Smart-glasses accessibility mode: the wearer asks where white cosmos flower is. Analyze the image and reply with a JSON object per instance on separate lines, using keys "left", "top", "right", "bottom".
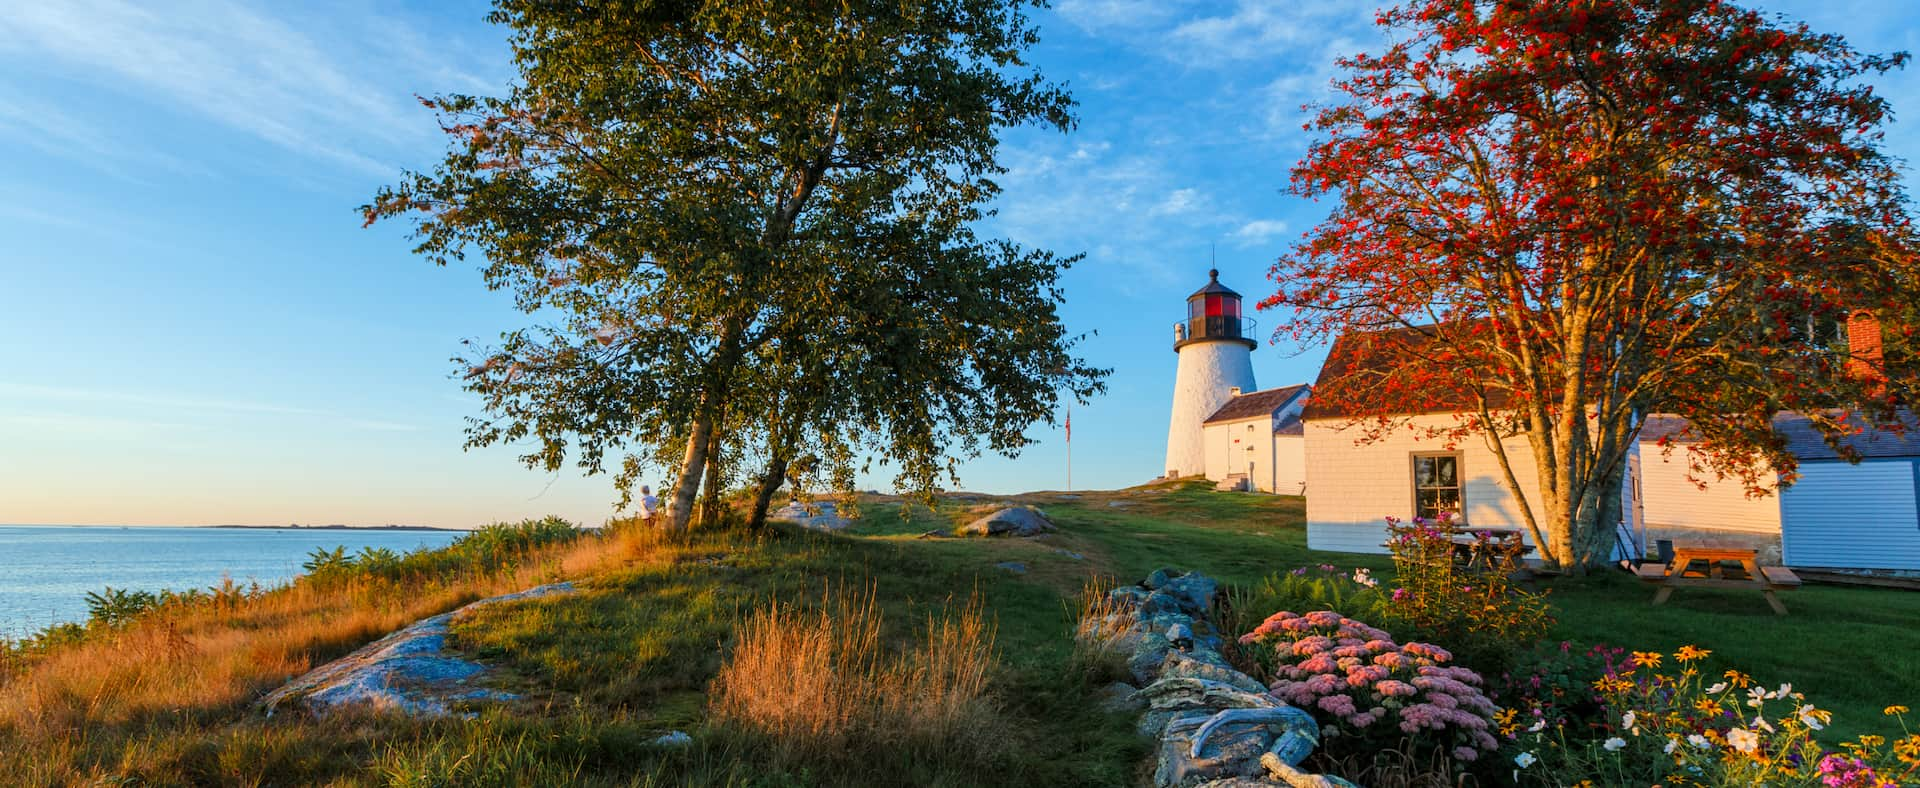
{"left": 1688, "top": 734, "right": 1711, "bottom": 749}
{"left": 1528, "top": 718, "right": 1547, "bottom": 733}
{"left": 1706, "top": 682, "right": 1728, "bottom": 694}
{"left": 1798, "top": 705, "right": 1826, "bottom": 731}
{"left": 1603, "top": 737, "right": 1627, "bottom": 752}
{"left": 1515, "top": 752, "right": 1537, "bottom": 768}
{"left": 1664, "top": 739, "right": 1680, "bottom": 754}
{"left": 1727, "top": 728, "right": 1760, "bottom": 754}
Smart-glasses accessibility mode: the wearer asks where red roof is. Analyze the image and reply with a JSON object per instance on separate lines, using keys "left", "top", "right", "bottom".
{"left": 1302, "top": 322, "right": 1512, "bottom": 420}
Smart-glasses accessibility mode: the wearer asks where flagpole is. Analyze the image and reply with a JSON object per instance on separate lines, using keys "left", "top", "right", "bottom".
{"left": 1066, "top": 400, "right": 1072, "bottom": 492}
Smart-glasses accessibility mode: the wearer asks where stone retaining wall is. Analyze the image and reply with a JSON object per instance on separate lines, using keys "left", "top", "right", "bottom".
{"left": 1078, "top": 569, "right": 1357, "bottom": 788}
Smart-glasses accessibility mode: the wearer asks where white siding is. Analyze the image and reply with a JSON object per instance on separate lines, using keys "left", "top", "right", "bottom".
{"left": 1206, "top": 417, "right": 1274, "bottom": 491}
{"left": 1274, "top": 434, "right": 1307, "bottom": 496}
{"left": 1637, "top": 445, "right": 1782, "bottom": 536}
{"left": 1781, "top": 460, "right": 1920, "bottom": 570}
{"left": 1305, "top": 414, "right": 1546, "bottom": 554}
{"left": 1165, "top": 343, "right": 1256, "bottom": 476}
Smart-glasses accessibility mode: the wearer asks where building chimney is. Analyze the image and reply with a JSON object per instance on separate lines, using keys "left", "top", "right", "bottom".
{"left": 1228, "top": 387, "right": 1242, "bottom": 397}
{"left": 1848, "top": 310, "right": 1885, "bottom": 394}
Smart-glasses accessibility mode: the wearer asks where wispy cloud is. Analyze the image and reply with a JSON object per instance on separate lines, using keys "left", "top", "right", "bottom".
{"left": 1232, "top": 219, "right": 1290, "bottom": 247}
{"left": 0, "top": 0, "right": 495, "bottom": 176}
{"left": 1149, "top": 187, "right": 1209, "bottom": 217}
{"left": 0, "top": 382, "right": 418, "bottom": 431}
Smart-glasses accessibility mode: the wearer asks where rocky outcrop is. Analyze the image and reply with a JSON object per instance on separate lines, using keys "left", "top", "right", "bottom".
{"left": 1077, "top": 569, "right": 1354, "bottom": 788}
{"left": 261, "top": 583, "right": 574, "bottom": 718}
{"left": 769, "top": 500, "right": 854, "bottom": 531}
{"left": 958, "top": 506, "right": 1055, "bottom": 537}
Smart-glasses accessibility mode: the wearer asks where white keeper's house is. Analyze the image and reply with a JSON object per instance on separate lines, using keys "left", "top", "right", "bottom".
{"left": 1161, "top": 269, "right": 1311, "bottom": 495}
{"left": 1298, "top": 313, "right": 1920, "bottom": 574}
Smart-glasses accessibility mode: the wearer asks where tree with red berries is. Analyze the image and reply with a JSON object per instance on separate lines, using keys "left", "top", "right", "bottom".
{"left": 1267, "top": 0, "right": 1919, "bottom": 570}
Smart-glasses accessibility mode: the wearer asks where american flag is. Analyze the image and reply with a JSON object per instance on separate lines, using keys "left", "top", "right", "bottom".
{"left": 1065, "top": 410, "right": 1071, "bottom": 442}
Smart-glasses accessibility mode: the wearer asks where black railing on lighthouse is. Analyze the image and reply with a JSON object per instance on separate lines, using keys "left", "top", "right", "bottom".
{"left": 1172, "top": 316, "right": 1258, "bottom": 349}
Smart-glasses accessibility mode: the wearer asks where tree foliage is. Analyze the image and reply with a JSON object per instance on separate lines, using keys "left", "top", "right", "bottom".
{"left": 366, "top": 0, "right": 1104, "bottom": 529}
{"left": 1267, "top": 0, "right": 1918, "bottom": 569}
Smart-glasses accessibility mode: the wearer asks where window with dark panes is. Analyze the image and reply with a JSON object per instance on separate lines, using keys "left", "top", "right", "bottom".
{"left": 1411, "top": 453, "right": 1462, "bottom": 520}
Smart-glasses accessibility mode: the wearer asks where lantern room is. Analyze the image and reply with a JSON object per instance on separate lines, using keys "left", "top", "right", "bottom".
{"left": 1173, "top": 269, "right": 1257, "bottom": 351}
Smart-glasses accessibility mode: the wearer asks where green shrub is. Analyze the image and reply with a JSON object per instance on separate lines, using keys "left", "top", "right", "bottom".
{"left": 1380, "top": 516, "right": 1553, "bottom": 676}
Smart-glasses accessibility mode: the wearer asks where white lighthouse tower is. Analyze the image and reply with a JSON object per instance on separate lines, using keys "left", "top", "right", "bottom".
{"left": 1164, "top": 269, "right": 1258, "bottom": 477}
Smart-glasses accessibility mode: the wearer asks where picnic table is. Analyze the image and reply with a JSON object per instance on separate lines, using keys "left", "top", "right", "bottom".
{"left": 1635, "top": 543, "right": 1801, "bottom": 615}
{"left": 1442, "top": 527, "right": 1534, "bottom": 572}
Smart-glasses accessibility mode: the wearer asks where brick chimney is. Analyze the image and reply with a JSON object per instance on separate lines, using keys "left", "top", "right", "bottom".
{"left": 1848, "top": 309, "right": 1885, "bottom": 394}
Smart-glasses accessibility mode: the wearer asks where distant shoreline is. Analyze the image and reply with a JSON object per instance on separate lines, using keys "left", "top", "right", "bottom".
{"left": 205, "top": 524, "right": 460, "bottom": 532}
{"left": 0, "top": 524, "right": 462, "bottom": 532}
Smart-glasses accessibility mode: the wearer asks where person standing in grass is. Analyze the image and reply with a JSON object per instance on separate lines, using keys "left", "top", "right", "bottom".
{"left": 638, "top": 486, "right": 660, "bottom": 528}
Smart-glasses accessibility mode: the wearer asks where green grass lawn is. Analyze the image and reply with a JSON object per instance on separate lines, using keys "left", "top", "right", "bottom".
{"left": 13, "top": 479, "right": 1916, "bottom": 785}
{"left": 435, "top": 479, "right": 1920, "bottom": 782}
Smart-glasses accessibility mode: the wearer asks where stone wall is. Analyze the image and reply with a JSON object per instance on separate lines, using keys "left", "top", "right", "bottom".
{"left": 1078, "top": 569, "right": 1356, "bottom": 788}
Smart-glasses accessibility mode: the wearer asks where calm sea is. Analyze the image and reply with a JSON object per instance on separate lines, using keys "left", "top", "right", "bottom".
{"left": 0, "top": 525, "right": 464, "bottom": 639}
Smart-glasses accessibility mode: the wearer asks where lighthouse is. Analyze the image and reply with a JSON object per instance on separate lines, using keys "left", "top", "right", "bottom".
{"left": 1164, "top": 269, "right": 1258, "bottom": 477}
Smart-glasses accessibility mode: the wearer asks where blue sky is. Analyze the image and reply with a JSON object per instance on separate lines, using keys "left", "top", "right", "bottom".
{"left": 2, "top": 1, "right": 1916, "bottom": 528}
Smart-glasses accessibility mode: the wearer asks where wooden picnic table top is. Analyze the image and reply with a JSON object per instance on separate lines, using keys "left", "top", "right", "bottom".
{"left": 1669, "top": 544, "right": 1759, "bottom": 562}
{"left": 1639, "top": 542, "right": 1798, "bottom": 615}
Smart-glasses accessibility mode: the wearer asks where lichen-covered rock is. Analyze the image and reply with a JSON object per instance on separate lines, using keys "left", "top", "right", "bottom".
{"left": 769, "top": 500, "right": 853, "bottom": 531}
{"left": 1157, "top": 572, "right": 1219, "bottom": 614}
{"left": 1134, "top": 677, "right": 1278, "bottom": 737}
{"left": 261, "top": 583, "right": 574, "bottom": 718}
{"left": 1156, "top": 706, "right": 1322, "bottom": 787}
{"left": 1156, "top": 710, "right": 1275, "bottom": 786}
{"left": 995, "top": 561, "right": 1028, "bottom": 574}
{"left": 958, "top": 506, "right": 1055, "bottom": 537}
{"left": 1155, "top": 650, "right": 1267, "bottom": 694}
{"left": 1127, "top": 633, "right": 1176, "bottom": 685}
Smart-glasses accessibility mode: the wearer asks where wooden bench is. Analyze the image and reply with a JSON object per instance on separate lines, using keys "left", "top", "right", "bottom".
{"left": 1637, "top": 544, "right": 1799, "bottom": 615}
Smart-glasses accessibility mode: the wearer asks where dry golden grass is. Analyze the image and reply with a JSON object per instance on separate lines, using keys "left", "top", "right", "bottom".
{"left": 708, "top": 584, "right": 999, "bottom": 760}
{"left": 0, "top": 522, "right": 676, "bottom": 782}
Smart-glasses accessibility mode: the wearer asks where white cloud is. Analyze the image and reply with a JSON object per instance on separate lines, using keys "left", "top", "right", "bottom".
{"left": 1232, "top": 219, "right": 1289, "bottom": 246}
{"left": 0, "top": 0, "right": 494, "bottom": 176}
{"left": 1149, "top": 187, "right": 1207, "bottom": 217}
{"left": 0, "top": 382, "right": 417, "bottom": 431}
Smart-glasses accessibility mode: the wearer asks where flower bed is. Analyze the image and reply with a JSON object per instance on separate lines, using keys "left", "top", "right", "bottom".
{"left": 1502, "top": 645, "right": 1920, "bottom": 786}
{"left": 1240, "top": 609, "right": 1500, "bottom": 764}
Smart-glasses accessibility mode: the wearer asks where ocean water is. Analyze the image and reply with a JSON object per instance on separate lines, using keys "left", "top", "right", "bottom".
{"left": 0, "top": 525, "right": 464, "bottom": 638}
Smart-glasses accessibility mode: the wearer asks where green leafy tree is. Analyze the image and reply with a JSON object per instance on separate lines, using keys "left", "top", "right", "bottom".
{"left": 367, "top": 0, "right": 1102, "bottom": 530}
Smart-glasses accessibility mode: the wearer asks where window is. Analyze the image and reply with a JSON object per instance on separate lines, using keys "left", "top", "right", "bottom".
{"left": 1205, "top": 293, "right": 1223, "bottom": 317}
{"left": 1411, "top": 454, "right": 1462, "bottom": 520}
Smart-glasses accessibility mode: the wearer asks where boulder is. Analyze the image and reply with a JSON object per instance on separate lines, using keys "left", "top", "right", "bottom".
{"left": 769, "top": 500, "right": 853, "bottom": 531}
{"left": 958, "top": 506, "right": 1055, "bottom": 537}
{"left": 261, "top": 583, "right": 574, "bottom": 718}
{"left": 1134, "top": 677, "right": 1278, "bottom": 737}
{"left": 995, "top": 561, "right": 1029, "bottom": 574}
{"left": 1155, "top": 706, "right": 1322, "bottom": 787}
{"left": 1155, "top": 710, "right": 1275, "bottom": 786}
{"left": 1155, "top": 650, "right": 1267, "bottom": 695}
{"left": 1127, "top": 633, "right": 1176, "bottom": 686}
{"left": 653, "top": 731, "right": 692, "bottom": 747}
{"left": 1157, "top": 573, "right": 1219, "bottom": 615}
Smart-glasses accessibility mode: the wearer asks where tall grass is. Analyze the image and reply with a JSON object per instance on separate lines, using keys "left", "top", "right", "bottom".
{"left": 709, "top": 585, "right": 999, "bottom": 764}
{"left": 0, "top": 518, "right": 673, "bottom": 784}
